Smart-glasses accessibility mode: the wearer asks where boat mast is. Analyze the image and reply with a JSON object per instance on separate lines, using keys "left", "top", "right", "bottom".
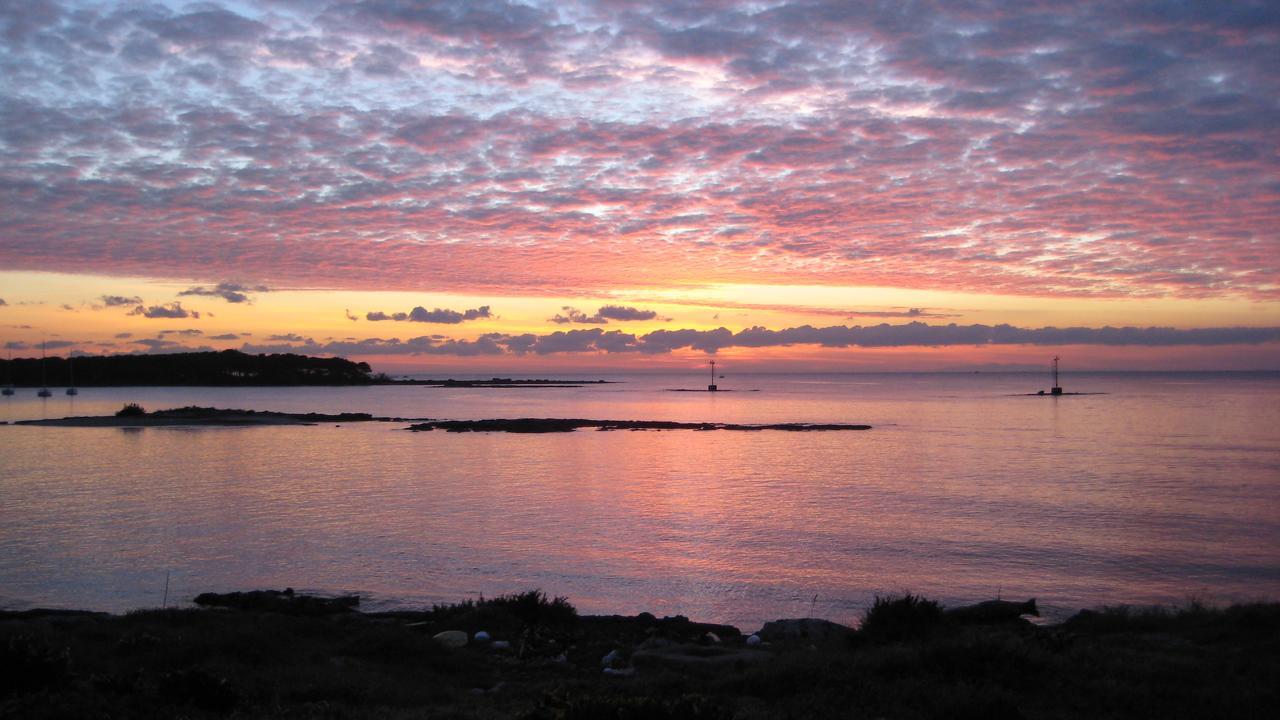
{"left": 1051, "top": 356, "right": 1062, "bottom": 395}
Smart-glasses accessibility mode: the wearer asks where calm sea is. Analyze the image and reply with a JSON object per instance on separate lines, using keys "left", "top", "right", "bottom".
{"left": 2, "top": 372, "right": 1278, "bottom": 629}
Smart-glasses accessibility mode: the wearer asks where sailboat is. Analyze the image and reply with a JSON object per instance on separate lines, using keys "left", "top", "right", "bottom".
{"left": 65, "top": 355, "right": 78, "bottom": 395}
{"left": 37, "top": 341, "right": 52, "bottom": 397}
{"left": 2, "top": 350, "right": 14, "bottom": 396}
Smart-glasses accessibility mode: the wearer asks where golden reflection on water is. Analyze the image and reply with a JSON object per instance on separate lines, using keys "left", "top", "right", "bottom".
{"left": 1, "top": 372, "right": 1278, "bottom": 628}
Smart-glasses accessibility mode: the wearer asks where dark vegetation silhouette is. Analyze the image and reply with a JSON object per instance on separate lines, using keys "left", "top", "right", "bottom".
{"left": 859, "top": 593, "right": 945, "bottom": 642}
{"left": 2, "top": 591, "right": 1277, "bottom": 718}
{"left": 114, "top": 403, "right": 146, "bottom": 417}
{"left": 0, "top": 349, "right": 373, "bottom": 386}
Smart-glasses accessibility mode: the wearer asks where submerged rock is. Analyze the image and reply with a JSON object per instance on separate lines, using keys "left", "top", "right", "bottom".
{"left": 946, "top": 598, "right": 1039, "bottom": 624}
{"left": 192, "top": 589, "right": 358, "bottom": 615}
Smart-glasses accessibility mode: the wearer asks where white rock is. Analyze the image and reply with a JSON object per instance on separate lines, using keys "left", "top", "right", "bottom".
{"left": 601, "top": 649, "right": 623, "bottom": 667}
{"left": 473, "top": 630, "right": 491, "bottom": 642}
{"left": 432, "top": 630, "right": 468, "bottom": 648}
{"left": 746, "top": 634, "right": 762, "bottom": 646}
{"left": 603, "top": 667, "right": 635, "bottom": 677}
{"left": 491, "top": 640, "right": 511, "bottom": 650}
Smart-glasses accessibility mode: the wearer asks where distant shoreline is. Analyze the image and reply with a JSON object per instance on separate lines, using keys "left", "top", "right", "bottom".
{"left": 7, "top": 407, "right": 872, "bottom": 431}
{"left": 11, "top": 407, "right": 383, "bottom": 427}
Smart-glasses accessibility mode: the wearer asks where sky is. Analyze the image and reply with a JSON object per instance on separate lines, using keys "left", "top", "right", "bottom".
{"left": 1, "top": 0, "right": 1278, "bottom": 372}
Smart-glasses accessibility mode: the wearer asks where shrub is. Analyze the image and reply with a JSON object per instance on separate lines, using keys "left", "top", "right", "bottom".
{"left": 431, "top": 590, "right": 577, "bottom": 630}
{"left": 860, "top": 593, "right": 945, "bottom": 642}
{"left": 0, "top": 633, "right": 72, "bottom": 697}
{"left": 115, "top": 403, "right": 146, "bottom": 417}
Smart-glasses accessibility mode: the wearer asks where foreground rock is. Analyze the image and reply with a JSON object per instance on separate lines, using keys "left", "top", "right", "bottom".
{"left": 408, "top": 418, "right": 872, "bottom": 433}
{"left": 758, "top": 617, "right": 857, "bottom": 646}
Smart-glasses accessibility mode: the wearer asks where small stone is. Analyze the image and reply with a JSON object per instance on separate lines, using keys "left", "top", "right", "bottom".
{"left": 603, "top": 666, "right": 635, "bottom": 677}
{"left": 474, "top": 630, "right": 491, "bottom": 643}
{"left": 432, "top": 630, "right": 468, "bottom": 648}
{"left": 491, "top": 640, "right": 511, "bottom": 650}
{"left": 746, "top": 634, "right": 762, "bottom": 646}
{"left": 601, "top": 649, "right": 623, "bottom": 667}
{"left": 704, "top": 631, "right": 721, "bottom": 644}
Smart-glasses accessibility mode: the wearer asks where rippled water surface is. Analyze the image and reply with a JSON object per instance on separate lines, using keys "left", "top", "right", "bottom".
{"left": 2, "top": 372, "right": 1278, "bottom": 628}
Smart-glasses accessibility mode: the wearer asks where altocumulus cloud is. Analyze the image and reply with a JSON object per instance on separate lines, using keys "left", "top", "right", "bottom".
{"left": 228, "top": 322, "right": 1280, "bottom": 358}
{"left": 365, "top": 306, "right": 492, "bottom": 323}
{"left": 2, "top": 1, "right": 1276, "bottom": 302}
{"left": 100, "top": 295, "right": 143, "bottom": 307}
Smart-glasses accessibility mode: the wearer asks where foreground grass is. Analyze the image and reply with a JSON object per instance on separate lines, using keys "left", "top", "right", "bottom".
{"left": 2, "top": 592, "right": 1277, "bottom": 719}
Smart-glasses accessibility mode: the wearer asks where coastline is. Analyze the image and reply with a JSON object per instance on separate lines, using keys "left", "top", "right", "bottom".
{"left": 3, "top": 590, "right": 1276, "bottom": 719}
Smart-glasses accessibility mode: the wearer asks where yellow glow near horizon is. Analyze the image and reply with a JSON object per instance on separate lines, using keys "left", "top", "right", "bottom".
{"left": 2, "top": 271, "right": 1278, "bottom": 371}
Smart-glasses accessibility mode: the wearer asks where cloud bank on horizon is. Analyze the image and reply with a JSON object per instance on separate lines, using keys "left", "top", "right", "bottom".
{"left": 0, "top": 0, "right": 1276, "bottom": 302}
{"left": 232, "top": 322, "right": 1280, "bottom": 358}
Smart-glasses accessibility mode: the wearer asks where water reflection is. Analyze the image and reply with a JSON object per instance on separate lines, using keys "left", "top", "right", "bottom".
{"left": 1, "top": 373, "right": 1278, "bottom": 628}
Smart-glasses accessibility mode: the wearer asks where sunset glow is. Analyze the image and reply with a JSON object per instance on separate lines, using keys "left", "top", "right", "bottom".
{"left": 2, "top": 1, "right": 1277, "bottom": 371}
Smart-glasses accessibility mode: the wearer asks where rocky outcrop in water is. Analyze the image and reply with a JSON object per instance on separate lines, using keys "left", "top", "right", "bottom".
{"left": 407, "top": 418, "right": 871, "bottom": 433}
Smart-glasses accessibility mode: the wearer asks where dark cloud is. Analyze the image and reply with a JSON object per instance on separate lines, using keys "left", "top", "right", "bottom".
{"left": 178, "top": 282, "right": 270, "bottom": 304}
{"left": 159, "top": 328, "right": 203, "bottom": 336}
{"left": 550, "top": 305, "right": 666, "bottom": 324}
{"left": 549, "top": 306, "right": 608, "bottom": 325}
{"left": 367, "top": 306, "right": 492, "bottom": 323}
{"left": 100, "top": 295, "right": 143, "bottom": 307}
{"left": 209, "top": 333, "right": 242, "bottom": 340}
{"left": 0, "top": 298, "right": 6, "bottom": 306}
{"left": 598, "top": 305, "right": 663, "bottom": 321}
{"left": 230, "top": 322, "right": 1280, "bottom": 358}
{"left": 7, "top": 339, "right": 78, "bottom": 351}
{"left": 127, "top": 302, "right": 199, "bottom": 319}
{"left": 132, "top": 338, "right": 214, "bottom": 353}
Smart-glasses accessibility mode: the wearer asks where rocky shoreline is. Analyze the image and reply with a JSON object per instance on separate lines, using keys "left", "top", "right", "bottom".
{"left": 2, "top": 589, "right": 1275, "bottom": 719}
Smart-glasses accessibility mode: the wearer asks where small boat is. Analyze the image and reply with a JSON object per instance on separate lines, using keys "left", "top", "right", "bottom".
{"left": 65, "top": 355, "right": 78, "bottom": 395}
{"left": 1, "top": 351, "right": 13, "bottom": 396}
{"left": 37, "top": 341, "right": 52, "bottom": 397}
